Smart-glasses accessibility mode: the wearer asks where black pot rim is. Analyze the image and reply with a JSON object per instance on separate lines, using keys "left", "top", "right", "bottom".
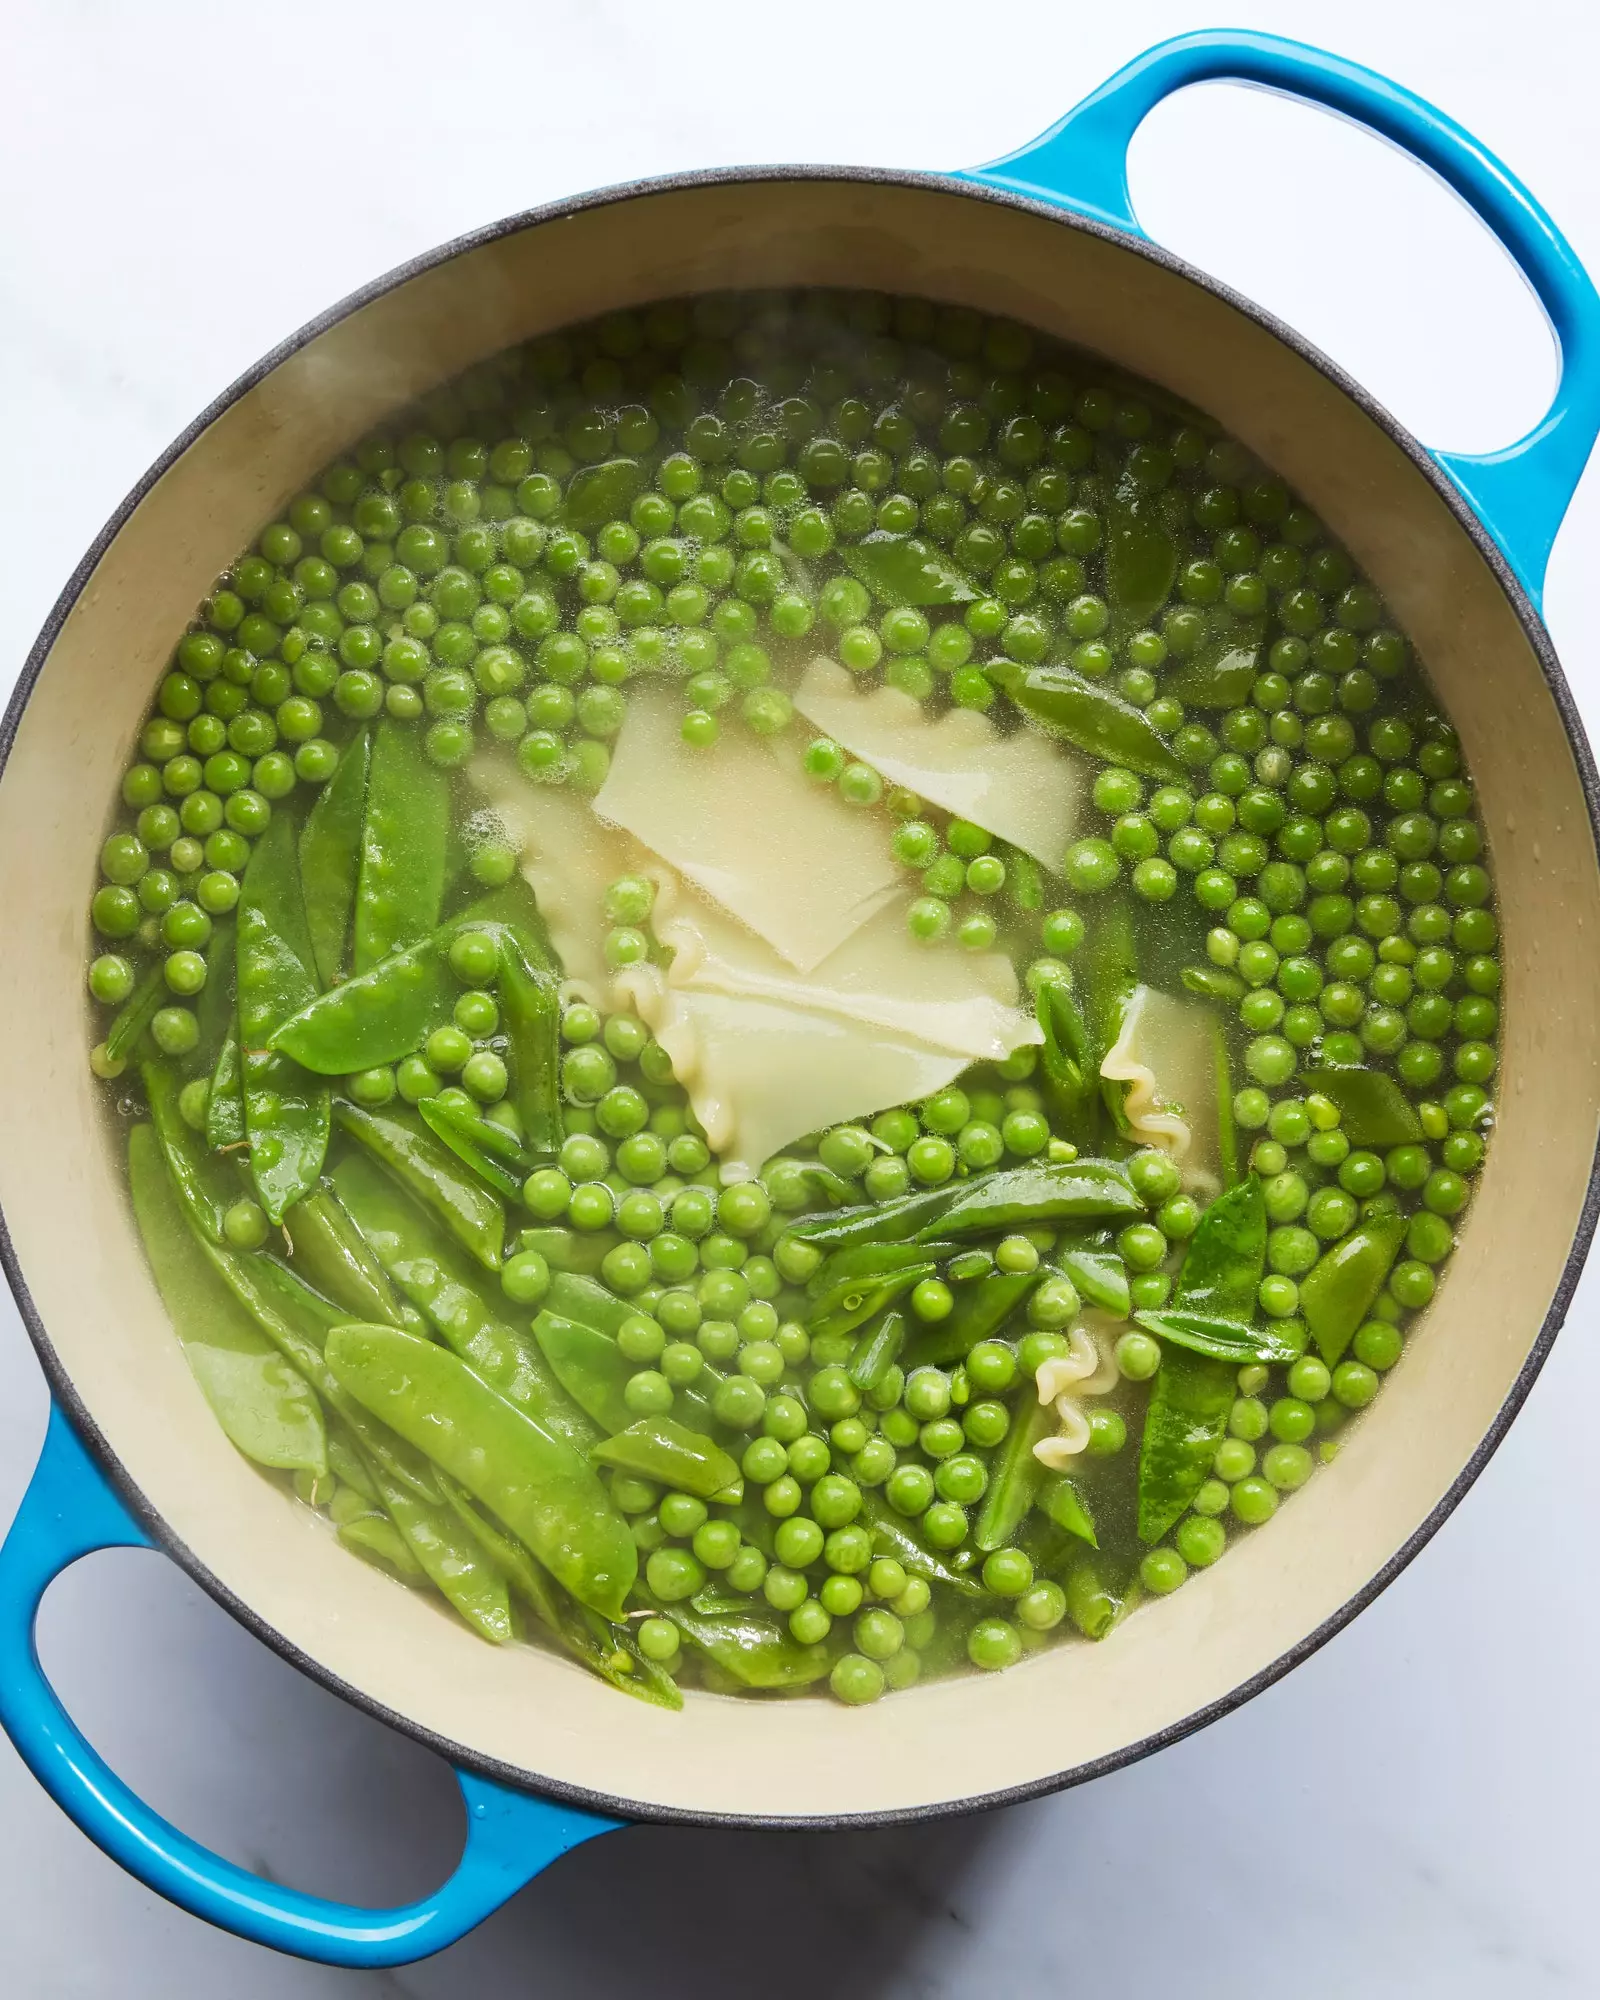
{"left": 5, "top": 161, "right": 1596, "bottom": 1835}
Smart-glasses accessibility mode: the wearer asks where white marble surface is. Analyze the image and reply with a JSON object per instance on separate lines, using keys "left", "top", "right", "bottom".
{"left": 2, "top": 1, "right": 1599, "bottom": 1991}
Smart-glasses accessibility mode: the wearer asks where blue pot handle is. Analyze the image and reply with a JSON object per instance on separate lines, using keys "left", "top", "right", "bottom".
{"left": 0, "top": 1404, "right": 621, "bottom": 1968}
{"left": 962, "top": 27, "right": 1600, "bottom": 607}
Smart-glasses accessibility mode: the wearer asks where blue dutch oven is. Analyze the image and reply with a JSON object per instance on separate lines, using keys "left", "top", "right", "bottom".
{"left": 1, "top": 28, "right": 1598, "bottom": 1969}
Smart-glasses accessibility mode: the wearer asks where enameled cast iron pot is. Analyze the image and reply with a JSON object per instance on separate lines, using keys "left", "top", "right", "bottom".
{"left": 2, "top": 29, "right": 1598, "bottom": 1969}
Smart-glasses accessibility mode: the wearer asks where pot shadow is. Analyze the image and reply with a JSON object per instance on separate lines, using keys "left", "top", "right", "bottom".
{"left": 402, "top": 1807, "right": 1017, "bottom": 1999}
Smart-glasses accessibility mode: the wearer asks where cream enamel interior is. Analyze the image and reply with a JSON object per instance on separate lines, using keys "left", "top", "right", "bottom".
{"left": 3, "top": 176, "right": 1597, "bottom": 1823}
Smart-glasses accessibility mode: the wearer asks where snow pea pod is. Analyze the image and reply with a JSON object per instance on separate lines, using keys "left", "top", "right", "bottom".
{"left": 808, "top": 1266, "right": 931, "bottom": 1342}
{"left": 237, "top": 809, "right": 331, "bottom": 1223}
{"left": 928, "top": 1160, "right": 1142, "bottom": 1238}
{"left": 368, "top": 1459, "right": 514, "bottom": 1644}
{"left": 1165, "top": 1175, "right": 1265, "bottom": 1323}
{"left": 1058, "top": 1244, "right": 1129, "bottom": 1318}
{"left": 1298, "top": 1066, "right": 1423, "bottom": 1148}
{"left": 1181, "top": 963, "right": 1247, "bottom": 1003}
{"left": 533, "top": 1310, "right": 634, "bottom": 1435}
{"left": 286, "top": 1183, "right": 427, "bottom": 1338}
{"left": 848, "top": 1308, "right": 906, "bottom": 1393}
{"left": 130, "top": 1124, "right": 327, "bottom": 1478}
{"left": 1300, "top": 1211, "right": 1407, "bottom": 1365}
{"left": 591, "top": 1417, "right": 741, "bottom": 1499}
{"left": 544, "top": 1269, "right": 632, "bottom": 1337}
{"left": 974, "top": 1395, "right": 1055, "bottom": 1552}
{"left": 338, "top": 1514, "right": 426, "bottom": 1584}
{"left": 498, "top": 930, "right": 563, "bottom": 1160}
{"left": 270, "top": 935, "right": 454, "bottom": 1075}
{"left": 353, "top": 717, "right": 450, "bottom": 974}
{"left": 1132, "top": 1306, "right": 1300, "bottom": 1365}
{"left": 1035, "top": 972, "right": 1095, "bottom": 1138}
{"left": 103, "top": 962, "right": 166, "bottom": 1067}
{"left": 143, "top": 1059, "right": 228, "bottom": 1243}
{"left": 438, "top": 1473, "right": 680, "bottom": 1708}
{"left": 325, "top": 1417, "right": 379, "bottom": 1502}
{"left": 1037, "top": 1473, "right": 1098, "bottom": 1548}
{"left": 324, "top": 1322, "right": 636, "bottom": 1620}
{"left": 516, "top": 1225, "right": 620, "bottom": 1277}
{"left": 202, "top": 1229, "right": 442, "bottom": 1502}
{"left": 648, "top": 1595, "right": 832, "bottom": 1690}
{"left": 562, "top": 457, "right": 643, "bottom": 532}
{"left": 840, "top": 532, "right": 976, "bottom": 606}
{"left": 903, "top": 1269, "right": 1038, "bottom": 1368}
{"left": 1137, "top": 1346, "right": 1237, "bottom": 1544}
{"left": 811, "top": 1239, "right": 956, "bottom": 1295}
{"left": 990, "top": 660, "right": 1184, "bottom": 783}
{"left": 205, "top": 1018, "right": 245, "bottom": 1149}
{"left": 299, "top": 723, "right": 371, "bottom": 987}
{"left": 419, "top": 1095, "right": 526, "bottom": 1203}
{"left": 192, "top": 914, "right": 237, "bottom": 1068}
{"left": 334, "top": 1099, "right": 504, "bottom": 1270}
{"left": 1166, "top": 637, "right": 1260, "bottom": 708}
{"left": 332, "top": 1152, "right": 594, "bottom": 1450}
{"left": 1063, "top": 1554, "right": 1129, "bottom": 1641}
{"left": 858, "top": 1489, "right": 987, "bottom": 1598}
{"left": 1104, "top": 469, "right": 1179, "bottom": 627}
{"left": 785, "top": 1179, "right": 977, "bottom": 1250}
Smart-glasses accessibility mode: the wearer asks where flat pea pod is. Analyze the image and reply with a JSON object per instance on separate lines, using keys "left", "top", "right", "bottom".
{"left": 333, "top": 1152, "right": 595, "bottom": 1450}
{"left": 858, "top": 1489, "right": 987, "bottom": 1598}
{"left": 285, "top": 1184, "right": 428, "bottom": 1338}
{"left": 784, "top": 1179, "right": 970, "bottom": 1249}
{"left": 270, "top": 935, "right": 454, "bottom": 1074}
{"left": 1213, "top": 1016, "right": 1240, "bottom": 1189}
{"left": 974, "top": 1394, "right": 1055, "bottom": 1552}
{"left": 563, "top": 457, "right": 643, "bottom": 532}
{"left": 368, "top": 1459, "right": 514, "bottom": 1644}
{"left": 806, "top": 1265, "right": 933, "bottom": 1339}
{"left": 325, "top": 1416, "right": 379, "bottom": 1502}
{"left": 338, "top": 1514, "right": 427, "bottom": 1584}
{"left": 353, "top": 717, "right": 450, "bottom": 974}
{"left": 205, "top": 1019, "right": 246, "bottom": 1150}
{"left": 498, "top": 930, "right": 563, "bottom": 1160}
{"left": 203, "top": 1232, "right": 442, "bottom": 1503}
{"left": 812, "top": 1238, "right": 958, "bottom": 1296}
{"left": 103, "top": 962, "right": 167, "bottom": 1067}
{"left": 903, "top": 1268, "right": 1038, "bottom": 1368}
{"left": 990, "top": 660, "right": 1185, "bottom": 783}
{"left": 1166, "top": 638, "right": 1260, "bottom": 707}
{"left": 840, "top": 532, "right": 977, "bottom": 607}
{"left": 1063, "top": 1553, "right": 1129, "bottom": 1641}
{"left": 1136, "top": 1345, "right": 1237, "bottom": 1544}
{"left": 1168, "top": 1175, "right": 1266, "bottom": 1323}
{"left": 1298, "top": 1066, "right": 1423, "bottom": 1148}
{"left": 192, "top": 915, "right": 237, "bottom": 1069}
{"left": 1104, "top": 470, "right": 1179, "bottom": 627}
{"left": 237, "top": 809, "right": 331, "bottom": 1223}
{"left": 1058, "top": 1245, "right": 1129, "bottom": 1318}
{"left": 1181, "top": 964, "right": 1246, "bottom": 1003}
{"left": 438, "top": 1473, "right": 681, "bottom": 1709}
{"left": 848, "top": 1308, "right": 906, "bottom": 1393}
{"left": 590, "top": 1417, "right": 741, "bottom": 1500}
{"left": 1005, "top": 847, "right": 1044, "bottom": 914}
{"left": 1035, "top": 973, "right": 1094, "bottom": 1138}
{"left": 299, "top": 723, "right": 371, "bottom": 987}
{"left": 928, "top": 1160, "right": 1142, "bottom": 1239}
{"left": 1300, "top": 1212, "right": 1408, "bottom": 1366}
{"left": 143, "top": 1059, "right": 228, "bottom": 1243}
{"left": 130, "top": 1124, "right": 327, "bottom": 1478}
{"left": 1133, "top": 1306, "right": 1300, "bottom": 1365}
{"left": 419, "top": 1094, "right": 527, "bottom": 1203}
{"left": 1037, "top": 1473, "right": 1098, "bottom": 1548}
{"left": 516, "top": 1226, "right": 620, "bottom": 1277}
{"left": 533, "top": 1311, "right": 635, "bottom": 1434}
{"left": 544, "top": 1269, "right": 633, "bottom": 1338}
{"left": 324, "top": 1322, "right": 636, "bottom": 1620}
{"left": 647, "top": 1595, "right": 832, "bottom": 1690}
{"left": 334, "top": 1099, "right": 504, "bottom": 1271}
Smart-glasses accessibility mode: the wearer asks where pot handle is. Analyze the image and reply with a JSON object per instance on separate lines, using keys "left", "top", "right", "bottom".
{"left": 962, "top": 27, "right": 1600, "bottom": 607}
{"left": 0, "top": 1404, "right": 622, "bottom": 1968}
